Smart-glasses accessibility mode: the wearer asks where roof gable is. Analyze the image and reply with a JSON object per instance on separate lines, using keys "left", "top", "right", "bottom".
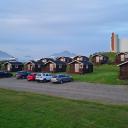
{"left": 117, "top": 61, "right": 128, "bottom": 66}
{"left": 45, "top": 60, "right": 66, "bottom": 65}
{"left": 69, "top": 60, "right": 93, "bottom": 65}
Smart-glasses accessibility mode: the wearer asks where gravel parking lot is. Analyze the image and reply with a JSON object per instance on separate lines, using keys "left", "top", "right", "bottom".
{"left": 0, "top": 78, "right": 128, "bottom": 104}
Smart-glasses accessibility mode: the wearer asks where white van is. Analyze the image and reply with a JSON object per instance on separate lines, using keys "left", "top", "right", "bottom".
{"left": 36, "top": 73, "right": 52, "bottom": 82}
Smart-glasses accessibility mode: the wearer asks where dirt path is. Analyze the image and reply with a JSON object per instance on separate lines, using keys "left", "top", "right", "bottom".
{"left": 0, "top": 78, "right": 128, "bottom": 104}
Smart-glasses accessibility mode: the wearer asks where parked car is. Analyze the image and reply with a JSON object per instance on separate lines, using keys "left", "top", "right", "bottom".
{"left": 51, "top": 74, "right": 73, "bottom": 84}
{"left": 35, "top": 73, "right": 53, "bottom": 82}
{"left": 27, "top": 73, "right": 36, "bottom": 81}
{"left": 16, "top": 71, "right": 31, "bottom": 79}
{"left": 0, "top": 71, "right": 13, "bottom": 78}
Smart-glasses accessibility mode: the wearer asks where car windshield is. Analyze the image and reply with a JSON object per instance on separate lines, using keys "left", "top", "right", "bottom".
{"left": 36, "top": 73, "right": 42, "bottom": 76}
{"left": 17, "top": 71, "right": 28, "bottom": 75}
{"left": 53, "top": 74, "right": 65, "bottom": 78}
{"left": 17, "top": 72, "right": 24, "bottom": 74}
{"left": 31, "top": 73, "right": 36, "bottom": 75}
{"left": 0, "top": 72, "right": 5, "bottom": 74}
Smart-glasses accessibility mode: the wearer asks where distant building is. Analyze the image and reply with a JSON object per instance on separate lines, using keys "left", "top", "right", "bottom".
{"left": 111, "top": 32, "right": 120, "bottom": 52}
{"left": 111, "top": 32, "right": 128, "bottom": 53}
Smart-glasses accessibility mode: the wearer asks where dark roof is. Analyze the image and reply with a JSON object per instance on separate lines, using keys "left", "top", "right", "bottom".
{"left": 116, "top": 52, "right": 128, "bottom": 56}
{"left": 117, "top": 61, "right": 128, "bottom": 66}
{"left": 36, "top": 60, "right": 44, "bottom": 65}
{"left": 69, "top": 60, "right": 93, "bottom": 65}
{"left": 81, "top": 61, "right": 93, "bottom": 65}
{"left": 26, "top": 60, "right": 37, "bottom": 65}
{"left": 5, "top": 61, "right": 23, "bottom": 65}
{"left": 41, "top": 58, "right": 54, "bottom": 61}
{"left": 92, "top": 54, "right": 108, "bottom": 58}
{"left": 26, "top": 60, "right": 44, "bottom": 65}
{"left": 45, "top": 60, "right": 66, "bottom": 65}
{"left": 56, "top": 56, "right": 72, "bottom": 60}
{"left": 74, "top": 55, "right": 89, "bottom": 58}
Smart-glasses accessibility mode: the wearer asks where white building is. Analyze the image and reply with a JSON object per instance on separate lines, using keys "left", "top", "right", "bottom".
{"left": 120, "top": 39, "right": 128, "bottom": 52}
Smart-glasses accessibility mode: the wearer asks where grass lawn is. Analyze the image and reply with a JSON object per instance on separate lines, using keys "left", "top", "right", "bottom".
{"left": 0, "top": 89, "right": 128, "bottom": 128}
{"left": 72, "top": 64, "right": 128, "bottom": 85}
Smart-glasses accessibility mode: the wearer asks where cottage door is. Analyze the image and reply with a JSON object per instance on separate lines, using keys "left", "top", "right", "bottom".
{"left": 7, "top": 64, "right": 11, "bottom": 71}
{"left": 30, "top": 65, "right": 33, "bottom": 71}
{"left": 96, "top": 56, "right": 100, "bottom": 63}
{"left": 28, "top": 64, "right": 30, "bottom": 71}
{"left": 50, "top": 64, "right": 54, "bottom": 72}
{"left": 75, "top": 64, "right": 80, "bottom": 72}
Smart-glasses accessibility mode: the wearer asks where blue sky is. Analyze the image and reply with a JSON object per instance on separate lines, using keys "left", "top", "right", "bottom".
{"left": 0, "top": 0, "right": 128, "bottom": 58}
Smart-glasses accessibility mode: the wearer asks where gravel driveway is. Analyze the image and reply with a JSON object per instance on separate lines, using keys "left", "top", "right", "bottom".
{"left": 0, "top": 78, "right": 128, "bottom": 104}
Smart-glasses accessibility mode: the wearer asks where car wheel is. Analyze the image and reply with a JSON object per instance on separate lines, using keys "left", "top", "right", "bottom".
{"left": 60, "top": 80, "right": 63, "bottom": 84}
{"left": 43, "top": 79, "right": 47, "bottom": 82}
{"left": 70, "top": 78, "right": 73, "bottom": 82}
{"left": 22, "top": 76, "right": 25, "bottom": 79}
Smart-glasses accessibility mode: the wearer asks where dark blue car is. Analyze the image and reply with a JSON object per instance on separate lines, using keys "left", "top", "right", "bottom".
{"left": 0, "top": 71, "right": 13, "bottom": 78}
{"left": 16, "top": 71, "right": 31, "bottom": 79}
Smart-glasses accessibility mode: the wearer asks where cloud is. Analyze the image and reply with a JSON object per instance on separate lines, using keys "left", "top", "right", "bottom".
{"left": 0, "top": 0, "right": 128, "bottom": 57}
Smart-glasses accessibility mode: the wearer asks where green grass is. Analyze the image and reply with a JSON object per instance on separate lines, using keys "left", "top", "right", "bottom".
{"left": 0, "top": 89, "right": 128, "bottom": 128}
{"left": 102, "top": 52, "right": 116, "bottom": 64}
{"left": 72, "top": 64, "right": 128, "bottom": 85}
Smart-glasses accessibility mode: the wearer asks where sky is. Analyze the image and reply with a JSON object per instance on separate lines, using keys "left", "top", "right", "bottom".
{"left": 0, "top": 0, "right": 128, "bottom": 58}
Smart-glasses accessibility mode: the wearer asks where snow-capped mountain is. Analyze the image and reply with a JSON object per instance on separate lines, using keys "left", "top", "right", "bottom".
{"left": 0, "top": 50, "right": 16, "bottom": 61}
{"left": 18, "top": 56, "right": 34, "bottom": 62}
{"left": 50, "top": 51, "right": 76, "bottom": 58}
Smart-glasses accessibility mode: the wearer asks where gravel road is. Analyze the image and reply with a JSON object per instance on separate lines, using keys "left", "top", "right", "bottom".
{"left": 0, "top": 78, "right": 128, "bottom": 104}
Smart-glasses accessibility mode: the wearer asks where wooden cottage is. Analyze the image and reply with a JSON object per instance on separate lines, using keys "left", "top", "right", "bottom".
{"left": 118, "top": 61, "right": 128, "bottom": 80}
{"left": 4, "top": 61, "right": 23, "bottom": 72}
{"left": 42, "top": 60, "right": 67, "bottom": 73}
{"left": 73, "top": 55, "right": 89, "bottom": 61}
{"left": 68, "top": 60, "right": 93, "bottom": 74}
{"left": 115, "top": 52, "right": 128, "bottom": 64}
{"left": 56, "top": 57, "right": 73, "bottom": 64}
{"left": 24, "top": 60, "right": 44, "bottom": 72}
{"left": 91, "top": 54, "right": 109, "bottom": 65}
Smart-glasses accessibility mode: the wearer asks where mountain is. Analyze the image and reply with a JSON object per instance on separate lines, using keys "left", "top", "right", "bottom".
{"left": 0, "top": 50, "right": 16, "bottom": 61}
{"left": 50, "top": 51, "right": 76, "bottom": 58}
{"left": 18, "top": 56, "right": 34, "bottom": 62}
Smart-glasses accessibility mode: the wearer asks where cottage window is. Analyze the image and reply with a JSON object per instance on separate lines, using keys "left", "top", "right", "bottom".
{"left": 42, "top": 59, "right": 47, "bottom": 63}
{"left": 80, "top": 57, "right": 83, "bottom": 61}
{"left": 59, "top": 64, "right": 62, "bottom": 69}
{"left": 38, "top": 65, "right": 41, "bottom": 68}
{"left": 80, "top": 64, "right": 83, "bottom": 68}
{"left": 100, "top": 56, "right": 103, "bottom": 60}
{"left": 61, "top": 58, "right": 65, "bottom": 62}
{"left": 15, "top": 65, "right": 18, "bottom": 68}
{"left": 77, "top": 58, "right": 79, "bottom": 61}
{"left": 86, "top": 65, "right": 89, "bottom": 69}
{"left": 125, "top": 54, "right": 128, "bottom": 58}
{"left": 60, "top": 58, "right": 63, "bottom": 61}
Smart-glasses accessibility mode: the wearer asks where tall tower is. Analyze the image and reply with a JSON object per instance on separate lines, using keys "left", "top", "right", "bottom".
{"left": 111, "top": 32, "right": 120, "bottom": 53}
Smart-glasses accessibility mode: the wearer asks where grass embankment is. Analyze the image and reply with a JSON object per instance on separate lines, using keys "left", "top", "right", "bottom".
{"left": 0, "top": 89, "right": 128, "bottom": 128}
{"left": 72, "top": 64, "right": 128, "bottom": 85}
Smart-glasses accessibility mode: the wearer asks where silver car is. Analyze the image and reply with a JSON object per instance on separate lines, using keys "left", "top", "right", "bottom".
{"left": 51, "top": 74, "right": 73, "bottom": 84}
